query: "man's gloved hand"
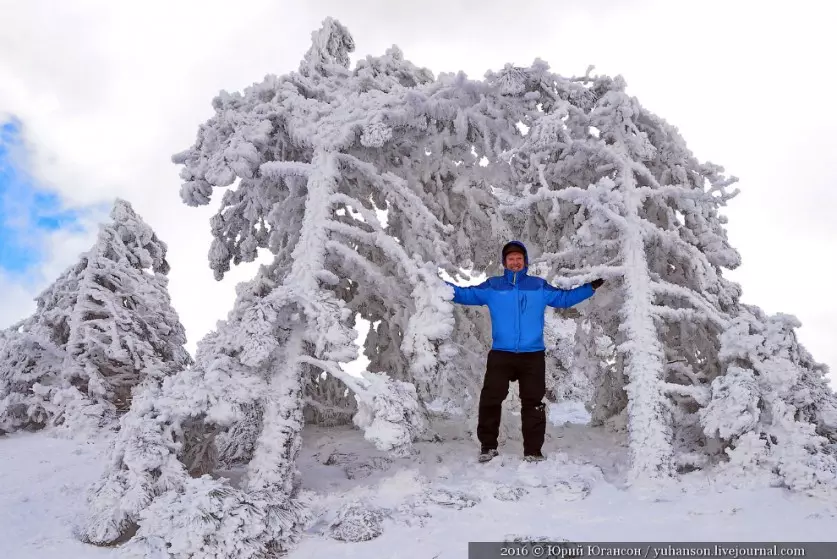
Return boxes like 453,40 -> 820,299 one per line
591,278 -> 605,290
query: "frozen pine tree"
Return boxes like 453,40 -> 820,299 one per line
0,199 -> 191,436
488,62 -> 837,487
170,13 -> 526,441
491,63 -> 742,481
63,200 -> 192,420
80,18 -> 526,556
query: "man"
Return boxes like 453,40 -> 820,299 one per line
445,241 -> 604,463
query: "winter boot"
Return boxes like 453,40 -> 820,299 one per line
478,447 -> 499,463
523,451 -> 546,463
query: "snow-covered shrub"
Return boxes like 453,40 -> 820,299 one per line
347,370 -> 430,455
78,348 -> 267,546
701,307 -> 837,492
327,500 -> 385,542
134,475 -> 311,559
0,330 -> 62,433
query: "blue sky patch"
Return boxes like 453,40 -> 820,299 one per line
0,118 -> 84,274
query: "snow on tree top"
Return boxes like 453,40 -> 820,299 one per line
107,197 -> 171,275
301,17 -> 355,76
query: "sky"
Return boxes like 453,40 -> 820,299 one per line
0,0 -> 835,383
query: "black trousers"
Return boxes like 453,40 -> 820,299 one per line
477,349 -> 546,455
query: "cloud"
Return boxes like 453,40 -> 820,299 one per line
0,118 -> 103,283
0,0 -> 834,382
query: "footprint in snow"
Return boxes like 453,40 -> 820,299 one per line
344,457 -> 393,480
422,488 -> 480,509
493,484 -> 529,502
322,451 -> 355,466
390,503 -> 433,527
547,476 -> 592,501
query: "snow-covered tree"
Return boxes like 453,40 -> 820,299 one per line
0,199 -> 191,436
79,18 -> 527,556
487,63 -> 743,481
491,65 -> 837,490
63,200 -> 191,417
700,305 -> 837,492
170,14 -> 531,438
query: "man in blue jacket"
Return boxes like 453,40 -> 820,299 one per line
446,241 -> 604,463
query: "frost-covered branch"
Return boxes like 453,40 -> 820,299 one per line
329,192 -> 384,229
324,240 -> 405,301
297,356 -> 366,395
336,154 -> 449,232
545,264 -> 624,288
324,220 -> 421,281
662,382 -> 709,406
651,306 -> 715,325
298,356 -> 428,454
640,220 -> 721,285
651,281 -> 729,329
638,184 -> 726,205
260,161 -> 313,179
538,242 -> 621,265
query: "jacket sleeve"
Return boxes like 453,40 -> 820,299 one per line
445,280 -> 491,306
543,281 -> 594,308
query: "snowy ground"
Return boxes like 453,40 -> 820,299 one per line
2,402 -> 836,559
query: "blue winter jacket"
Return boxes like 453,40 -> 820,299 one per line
445,241 -> 595,353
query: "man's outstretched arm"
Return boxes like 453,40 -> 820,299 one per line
544,279 -> 603,308
445,279 -> 491,306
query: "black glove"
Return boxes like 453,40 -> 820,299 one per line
591,278 -> 605,290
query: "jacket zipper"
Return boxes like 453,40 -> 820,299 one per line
514,272 -> 520,351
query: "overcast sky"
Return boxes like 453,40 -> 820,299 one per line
1,0 -> 834,383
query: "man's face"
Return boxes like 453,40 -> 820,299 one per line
505,252 -> 525,272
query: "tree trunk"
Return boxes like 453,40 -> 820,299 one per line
619,165 -> 674,482
246,331 -> 306,495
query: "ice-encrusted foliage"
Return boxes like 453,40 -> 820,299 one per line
0,329 -> 62,433
1,199 -> 190,436
700,306 -> 837,492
